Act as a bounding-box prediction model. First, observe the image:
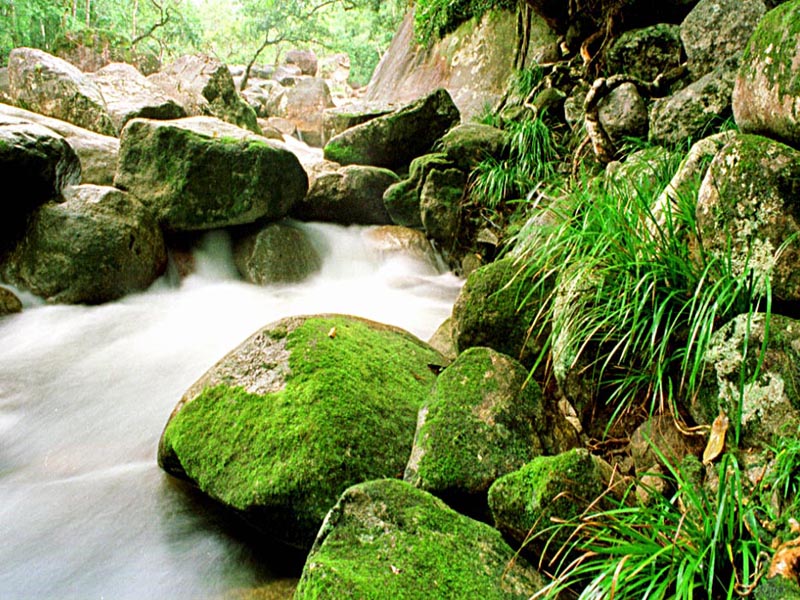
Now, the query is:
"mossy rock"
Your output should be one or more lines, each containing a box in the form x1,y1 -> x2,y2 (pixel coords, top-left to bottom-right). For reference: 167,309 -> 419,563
488,448 -> 614,555
755,575 -> 800,600
690,133 -> 800,304
439,123 -> 507,171
383,152 -> 455,228
451,256 -> 550,370
0,286 -> 22,316
692,313 -> 800,449
0,184 -> 166,304
294,479 -> 545,599
114,116 -> 307,232
158,314 -> 444,550
420,167 -> 466,247
405,347 -> 576,518
323,89 -> 460,170
733,0 -> 800,149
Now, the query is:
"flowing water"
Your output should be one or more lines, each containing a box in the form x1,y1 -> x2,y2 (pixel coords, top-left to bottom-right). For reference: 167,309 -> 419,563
0,222 -> 462,599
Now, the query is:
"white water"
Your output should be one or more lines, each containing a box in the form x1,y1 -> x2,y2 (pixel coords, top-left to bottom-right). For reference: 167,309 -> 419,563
0,222 -> 462,599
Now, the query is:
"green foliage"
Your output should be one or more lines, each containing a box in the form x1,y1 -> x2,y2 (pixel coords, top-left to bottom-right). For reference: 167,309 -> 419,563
511,148 -> 771,425
414,0 -> 517,46
538,452 -> 769,599
512,65 -> 543,99
470,114 -> 558,209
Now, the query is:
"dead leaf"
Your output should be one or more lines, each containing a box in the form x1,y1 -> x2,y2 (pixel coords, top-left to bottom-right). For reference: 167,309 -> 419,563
390,565 -> 401,575
702,410 -> 729,465
328,327 -> 336,339
768,519 -> 800,580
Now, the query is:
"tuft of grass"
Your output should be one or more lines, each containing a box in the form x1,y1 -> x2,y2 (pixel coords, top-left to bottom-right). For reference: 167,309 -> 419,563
535,451 -> 770,599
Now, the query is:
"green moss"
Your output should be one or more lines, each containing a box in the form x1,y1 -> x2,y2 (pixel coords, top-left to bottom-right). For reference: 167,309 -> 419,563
295,479 -> 543,599
413,0 -> 517,46
161,316 -> 442,548
323,138 -> 368,166
741,1 -> 800,100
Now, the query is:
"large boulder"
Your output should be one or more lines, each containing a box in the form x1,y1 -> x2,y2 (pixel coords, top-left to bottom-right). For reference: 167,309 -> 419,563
322,102 -> 394,146
158,314 -> 444,550
291,165 -> 398,225
690,134 -> 800,304
284,49 -> 318,77
605,24 -> 684,82
148,55 -> 260,134
295,479 -> 546,599
680,0 -> 766,79
692,313 -> 800,449
649,56 -> 739,147
323,89 -> 461,169
0,120 -> 81,247
733,0 -> 800,149
404,347 -> 577,517
7,47 -> 116,136
383,153 -> 456,228
114,116 -> 307,232
232,221 -> 322,285
451,257 -> 550,370
1,185 -> 166,304
438,123 -> 508,171
89,62 -> 186,133
597,82 -> 649,143
0,103 -> 119,186
273,77 -> 335,147
419,167 -> 467,248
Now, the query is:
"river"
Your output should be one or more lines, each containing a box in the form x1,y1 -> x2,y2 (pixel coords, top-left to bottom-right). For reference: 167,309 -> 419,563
0,222 -> 462,599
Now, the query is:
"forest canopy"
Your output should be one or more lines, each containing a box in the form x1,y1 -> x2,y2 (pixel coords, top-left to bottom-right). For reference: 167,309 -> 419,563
0,0 -> 406,85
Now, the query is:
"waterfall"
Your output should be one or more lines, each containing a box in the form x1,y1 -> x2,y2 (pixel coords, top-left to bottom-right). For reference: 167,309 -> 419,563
0,221 -> 462,599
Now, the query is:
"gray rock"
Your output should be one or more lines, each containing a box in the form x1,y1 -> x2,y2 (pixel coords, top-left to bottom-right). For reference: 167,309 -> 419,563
680,0 -> 766,78
321,102 -> 393,146
148,55 -> 260,134
690,133 -> 800,304
273,76 -> 334,147
284,49 -> 318,76
439,123 -> 508,171
733,0 -> 800,149
89,62 -> 186,133
598,82 -> 649,143
693,313 -> 800,449
292,164 -> 398,225
240,79 -> 285,118
1,185 -> 166,304
0,120 -> 81,247
420,167 -> 466,247
606,24 -> 684,82
405,347 -> 577,517
0,103 -> 120,186
362,225 -> 440,270
158,314 -> 444,550
383,153 -> 455,228
323,88 -> 461,169
114,116 -> 308,231
649,55 -> 739,147
7,47 -> 116,136
295,479 -> 545,600
232,221 -> 321,285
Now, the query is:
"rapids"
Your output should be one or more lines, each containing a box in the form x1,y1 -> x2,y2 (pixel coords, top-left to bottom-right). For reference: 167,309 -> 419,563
0,222 -> 462,599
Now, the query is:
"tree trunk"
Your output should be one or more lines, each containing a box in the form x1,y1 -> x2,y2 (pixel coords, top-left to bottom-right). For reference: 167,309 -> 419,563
85,0 -> 90,27
132,0 -> 139,39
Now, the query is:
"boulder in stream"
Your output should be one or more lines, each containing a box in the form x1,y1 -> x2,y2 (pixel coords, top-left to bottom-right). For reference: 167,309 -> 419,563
158,314 -> 444,550
295,479 -> 545,599
114,116 -> 308,231
232,221 -> 322,284
1,184 -> 166,304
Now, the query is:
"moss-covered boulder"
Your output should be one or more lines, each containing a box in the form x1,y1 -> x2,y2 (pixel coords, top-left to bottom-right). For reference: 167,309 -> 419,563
294,479 -> 546,599
383,152 -> 455,228
232,221 -> 322,285
323,89 -> 460,169
451,256 -> 549,370
605,24 -> 683,82
0,286 -> 22,316
362,225 -> 441,271
89,62 -> 186,133
438,123 -> 507,171
690,133 -> 800,304
405,347 -> 577,517
290,165 -> 398,225
148,54 -> 260,134
1,185 -> 166,304
733,0 -> 800,149
488,449 -> 615,554
7,47 -> 116,136
692,313 -> 800,449
321,102 -> 393,146
0,120 -> 81,249
158,314 -> 444,550
114,116 -> 307,232
420,167 -> 467,248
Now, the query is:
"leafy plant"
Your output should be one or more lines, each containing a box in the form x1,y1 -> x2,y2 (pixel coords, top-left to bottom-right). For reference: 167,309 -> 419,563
536,451 -> 770,599
414,0 -> 517,46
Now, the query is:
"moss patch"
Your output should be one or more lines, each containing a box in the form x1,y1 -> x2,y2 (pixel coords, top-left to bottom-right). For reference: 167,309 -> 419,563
160,315 -> 443,549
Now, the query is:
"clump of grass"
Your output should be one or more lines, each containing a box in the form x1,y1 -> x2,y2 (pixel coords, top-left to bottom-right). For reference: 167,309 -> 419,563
470,114 -> 559,210
536,451 -> 769,599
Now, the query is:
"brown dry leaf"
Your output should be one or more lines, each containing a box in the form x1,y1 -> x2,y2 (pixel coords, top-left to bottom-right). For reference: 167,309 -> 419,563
768,519 -> 800,580
702,410 -> 729,465
327,327 -> 337,339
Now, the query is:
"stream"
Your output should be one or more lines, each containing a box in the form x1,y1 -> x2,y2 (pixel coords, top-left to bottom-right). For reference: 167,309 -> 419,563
0,221 -> 462,599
